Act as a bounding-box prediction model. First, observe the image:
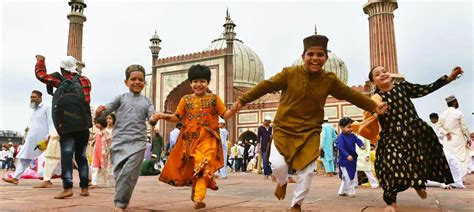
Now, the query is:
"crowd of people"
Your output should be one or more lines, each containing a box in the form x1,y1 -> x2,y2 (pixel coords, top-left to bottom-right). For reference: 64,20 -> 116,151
0,33 -> 472,212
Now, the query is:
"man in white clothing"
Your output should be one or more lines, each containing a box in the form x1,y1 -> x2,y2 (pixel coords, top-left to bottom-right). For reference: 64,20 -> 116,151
427,113 -> 465,189
2,90 -> 53,185
167,123 -> 182,154
437,96 -> 471,179
218,119 -> 228,179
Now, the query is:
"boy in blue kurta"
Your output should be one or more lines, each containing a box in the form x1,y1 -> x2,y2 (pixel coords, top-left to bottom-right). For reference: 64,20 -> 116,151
336,117 -> 365,197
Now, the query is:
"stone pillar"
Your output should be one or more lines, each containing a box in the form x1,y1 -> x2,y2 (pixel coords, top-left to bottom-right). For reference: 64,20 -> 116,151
67,0 -> 87,70
363,0 -> 403,80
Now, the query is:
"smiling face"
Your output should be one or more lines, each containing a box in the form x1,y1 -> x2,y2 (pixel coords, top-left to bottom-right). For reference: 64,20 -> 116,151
370,66 -> 392,89
124,70 -> 145,94
341,123 -> 353,134
302,46 -> 328,73
190,79 -> 209,96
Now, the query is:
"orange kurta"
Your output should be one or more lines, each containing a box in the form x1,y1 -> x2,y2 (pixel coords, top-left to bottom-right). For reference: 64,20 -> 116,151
159,93 -> 226,201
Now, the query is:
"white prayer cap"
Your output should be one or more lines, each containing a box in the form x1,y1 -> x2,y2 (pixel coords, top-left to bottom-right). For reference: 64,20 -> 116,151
219,118 -> 225,124
151,154 -> 157,158
324,117 -> 329,121
264,116 -> 272,121
445,95 -> 456,103
238,141 -> 242,145
8,142 -> 13,145
60,56 -> 78,72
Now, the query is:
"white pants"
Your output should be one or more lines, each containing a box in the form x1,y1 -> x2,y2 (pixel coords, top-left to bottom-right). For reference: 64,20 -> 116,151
43,157 -> 60,181
269,141 -> 315,207
338,167 -> 356,195
354,170 -> 379,188
91,167 -> 101,186
426,148 -> 466,189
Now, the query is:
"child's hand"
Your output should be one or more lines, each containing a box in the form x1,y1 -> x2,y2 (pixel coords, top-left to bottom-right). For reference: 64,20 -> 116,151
347,155 -> 353,161
231,102 -> 242,113
95,105 -> 106,117
448,66 -> 463,81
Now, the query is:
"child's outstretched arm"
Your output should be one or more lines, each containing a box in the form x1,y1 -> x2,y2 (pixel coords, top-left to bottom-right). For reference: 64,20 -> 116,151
221,109 -> 236,120
155,113 -> 180,123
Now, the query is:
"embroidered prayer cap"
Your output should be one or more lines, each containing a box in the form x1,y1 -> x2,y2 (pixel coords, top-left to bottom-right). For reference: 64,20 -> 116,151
126,64 -> 145,73
445,95 -> 456,103
264,116 -> 272,121
303,34 -> 329,51
60,56 -> 77,72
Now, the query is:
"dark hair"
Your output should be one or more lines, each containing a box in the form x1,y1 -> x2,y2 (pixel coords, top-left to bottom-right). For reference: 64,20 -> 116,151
338,117 -> 353,127
429,113 -> 438,119
95,117 -> 107,128
188,64 -> 211,82
125,64 -> 146,80
368,66 -> 381,82
31,90 -> 43,97
176,122 -> 183,128
447,99 -> 457,107
107,113 -> 116,125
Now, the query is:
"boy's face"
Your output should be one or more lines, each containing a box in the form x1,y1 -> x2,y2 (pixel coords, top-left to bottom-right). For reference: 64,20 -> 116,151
124,71 -> 145,94
302,46 -> 328,73
341,123 -> 353,134
94,122 -> 101,129
190,79 -> 209,96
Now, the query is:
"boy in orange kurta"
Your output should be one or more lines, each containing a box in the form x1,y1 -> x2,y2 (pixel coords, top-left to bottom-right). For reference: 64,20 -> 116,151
156,64 -> 236,209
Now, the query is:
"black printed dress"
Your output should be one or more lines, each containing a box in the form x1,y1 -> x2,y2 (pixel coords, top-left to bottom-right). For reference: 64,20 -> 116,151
374,75 -> 454,204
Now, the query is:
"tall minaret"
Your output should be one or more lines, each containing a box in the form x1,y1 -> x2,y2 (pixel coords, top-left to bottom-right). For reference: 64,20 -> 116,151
363,0 -> 403,80
67,0 -> 87,70
223,8 -> 236,142
149,30 -> 162,107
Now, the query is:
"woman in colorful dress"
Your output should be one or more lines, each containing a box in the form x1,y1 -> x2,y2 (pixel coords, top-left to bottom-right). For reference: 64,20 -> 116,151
368,65 -> 463,212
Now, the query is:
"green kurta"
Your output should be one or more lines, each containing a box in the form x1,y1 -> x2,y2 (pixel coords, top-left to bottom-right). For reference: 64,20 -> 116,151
238,65 -> 377,170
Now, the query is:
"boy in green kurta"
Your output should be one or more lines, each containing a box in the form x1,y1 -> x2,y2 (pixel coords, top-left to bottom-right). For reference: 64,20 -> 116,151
233,34 -> 387,211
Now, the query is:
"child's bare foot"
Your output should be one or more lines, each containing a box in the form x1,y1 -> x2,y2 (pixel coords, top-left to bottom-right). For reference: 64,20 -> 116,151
291,204 -> 301,212
416,188 -> 427,199
114,207 -> 125,212
384,205 -> 396,212
274,183 -> 287,200
194,200 -> 206,209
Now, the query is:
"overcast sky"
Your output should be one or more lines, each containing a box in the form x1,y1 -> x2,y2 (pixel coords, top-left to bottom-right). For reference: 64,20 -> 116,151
1,0 -> 472,134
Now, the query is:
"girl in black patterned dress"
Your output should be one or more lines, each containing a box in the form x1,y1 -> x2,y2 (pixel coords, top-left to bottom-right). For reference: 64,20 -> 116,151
368,66 -> 463,212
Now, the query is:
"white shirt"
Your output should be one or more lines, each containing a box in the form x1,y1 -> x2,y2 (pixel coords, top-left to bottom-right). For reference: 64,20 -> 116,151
169,128 -> 180,150
0,150 -> 7,160
17,103 -> 53,160
237,145 -> 245,159
248,144 -> 255,157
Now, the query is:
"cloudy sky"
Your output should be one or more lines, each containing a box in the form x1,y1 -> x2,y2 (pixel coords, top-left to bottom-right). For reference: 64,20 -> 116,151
1,0 -> 472,134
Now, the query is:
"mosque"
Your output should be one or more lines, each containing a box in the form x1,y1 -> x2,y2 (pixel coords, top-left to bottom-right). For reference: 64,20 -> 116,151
65,0 -> 402,143
145,12 -> 367,143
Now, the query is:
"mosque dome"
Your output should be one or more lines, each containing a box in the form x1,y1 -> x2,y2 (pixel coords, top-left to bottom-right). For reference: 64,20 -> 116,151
292,50 -> 348,84
205,33 -> 264,88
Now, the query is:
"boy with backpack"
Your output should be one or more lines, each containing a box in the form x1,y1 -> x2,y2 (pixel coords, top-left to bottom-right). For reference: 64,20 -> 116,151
34,55 -> 92,199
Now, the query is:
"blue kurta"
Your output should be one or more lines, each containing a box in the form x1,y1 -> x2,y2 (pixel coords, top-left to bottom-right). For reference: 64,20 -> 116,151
320,123 -> 336,172
336,132 -> 364,180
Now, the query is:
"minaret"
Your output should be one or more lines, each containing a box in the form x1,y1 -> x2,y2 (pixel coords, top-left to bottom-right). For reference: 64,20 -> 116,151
223,8 -> 236,143
363,0 -> 403,81
67,0 -> 87,70
149,30 -> 162,107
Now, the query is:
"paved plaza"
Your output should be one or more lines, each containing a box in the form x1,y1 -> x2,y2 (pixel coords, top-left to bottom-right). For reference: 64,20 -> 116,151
0,170 -> 473,211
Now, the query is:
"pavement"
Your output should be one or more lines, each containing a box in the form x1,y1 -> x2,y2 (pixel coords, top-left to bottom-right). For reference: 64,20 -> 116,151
0,169 -> 473,211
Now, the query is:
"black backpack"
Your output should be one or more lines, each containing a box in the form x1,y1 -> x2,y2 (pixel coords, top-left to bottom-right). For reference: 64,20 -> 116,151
47,72 -> 92,135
